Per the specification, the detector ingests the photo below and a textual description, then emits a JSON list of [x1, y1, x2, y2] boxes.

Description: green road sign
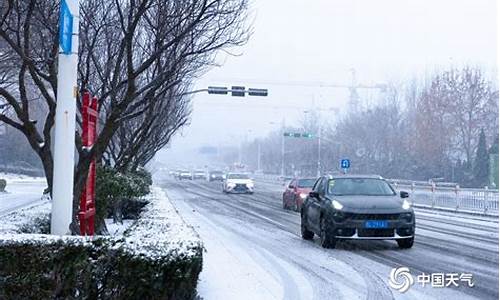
[[283, 132, 315, 138]]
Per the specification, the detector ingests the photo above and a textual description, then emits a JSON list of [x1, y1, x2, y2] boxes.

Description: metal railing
[[252, 174, 499, 216], [392, 182, 498, 216]]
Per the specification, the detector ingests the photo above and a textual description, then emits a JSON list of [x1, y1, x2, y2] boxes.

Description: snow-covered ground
[[161, 178, 498, 300], [0, 200, 50, 233], [105, 219, 134, 236], [0, 173, 47, 216]]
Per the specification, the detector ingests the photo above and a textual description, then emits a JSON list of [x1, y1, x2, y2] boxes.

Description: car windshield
[[297, 179, 315, 188], [327, 178, 395, 196], [227, 173, 249, 179]]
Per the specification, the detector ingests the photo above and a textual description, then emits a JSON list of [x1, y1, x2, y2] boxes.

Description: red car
[[282, 178, 316, 211]]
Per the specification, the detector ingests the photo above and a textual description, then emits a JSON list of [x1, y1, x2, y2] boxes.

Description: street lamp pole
[[238, 141, 242, 165], [317, 123, 321, 177], [257, 141, 261, 171], [281, 132, 285, 176]]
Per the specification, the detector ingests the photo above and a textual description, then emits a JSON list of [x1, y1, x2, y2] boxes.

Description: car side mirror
[[400, 191, 409, 198], [288, 184, 294, 189], [309, 191, 319, 198]]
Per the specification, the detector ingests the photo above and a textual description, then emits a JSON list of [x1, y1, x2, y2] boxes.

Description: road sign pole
[[340, 159, 350, 174], [51, 0, 79, 235]]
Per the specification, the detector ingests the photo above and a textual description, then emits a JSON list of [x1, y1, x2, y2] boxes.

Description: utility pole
[[257, 141, 261, 171], [51, 0, 79, 235], [280, 118, 286, 177]]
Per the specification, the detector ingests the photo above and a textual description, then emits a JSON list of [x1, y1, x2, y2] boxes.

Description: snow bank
[[122, 187, 202, 260]]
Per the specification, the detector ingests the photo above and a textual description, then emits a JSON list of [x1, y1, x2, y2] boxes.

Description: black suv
[[301, 175, 415, 249]]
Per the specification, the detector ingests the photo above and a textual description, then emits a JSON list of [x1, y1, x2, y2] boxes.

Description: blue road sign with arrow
[[59, 0, 73, 54], [341, 159, 350, 170]]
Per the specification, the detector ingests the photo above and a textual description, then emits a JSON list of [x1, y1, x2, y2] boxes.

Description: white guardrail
[[253, 174, 499, 217]]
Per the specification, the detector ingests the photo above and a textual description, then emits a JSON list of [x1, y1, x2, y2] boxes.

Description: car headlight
[[400, 212, 413, 222], [332, 200, 343, 210], [227, 183, 236, 188], [299, 193, 307, 199], [247, 182, 254, 187], [402, 199, 411, 210]]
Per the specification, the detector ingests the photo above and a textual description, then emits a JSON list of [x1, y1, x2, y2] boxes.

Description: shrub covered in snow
[[0, 188, 203, 299], [96, 166, 152, 224]]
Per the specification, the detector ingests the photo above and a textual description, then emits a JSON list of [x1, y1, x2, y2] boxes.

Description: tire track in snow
[[167, 180, 395, 299]]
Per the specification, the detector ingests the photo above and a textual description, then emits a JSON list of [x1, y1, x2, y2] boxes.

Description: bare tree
[[0, 0, 250, 233]]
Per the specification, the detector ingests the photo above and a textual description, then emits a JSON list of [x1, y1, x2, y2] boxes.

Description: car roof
[[327, 174, 384, 180]]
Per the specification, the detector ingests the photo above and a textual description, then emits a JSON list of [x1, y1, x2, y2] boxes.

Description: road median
[[0, 187, 203, 299]]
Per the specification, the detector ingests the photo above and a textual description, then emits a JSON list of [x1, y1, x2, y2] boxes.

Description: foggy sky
[[157, 0, 497, 167]]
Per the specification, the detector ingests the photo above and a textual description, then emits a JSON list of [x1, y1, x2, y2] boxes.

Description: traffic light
[[283, 132, 293, 137], [302, 133, 314, 138], [208, 86, 228, 95], [248, 88, 268, 96], [231, 86, 245, 97], [293, 133, 301, 138]]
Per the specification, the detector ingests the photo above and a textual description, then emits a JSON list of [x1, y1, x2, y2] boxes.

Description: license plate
[[365, 220, 388, 228]]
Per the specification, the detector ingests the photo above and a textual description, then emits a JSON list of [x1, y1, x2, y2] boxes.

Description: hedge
[[0, 188, 203, 300]]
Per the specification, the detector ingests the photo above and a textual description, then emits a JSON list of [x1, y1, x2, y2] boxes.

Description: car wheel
[[283, 199, 288, 209], [301, 213, 314, 240], [397, 237, 414, 249], [320, 217, 337, 249]]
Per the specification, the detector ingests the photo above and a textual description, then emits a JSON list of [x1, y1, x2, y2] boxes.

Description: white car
[[222, 173, 254, 194], [178, 170, 192, 180], [192, 170, 206, 180]]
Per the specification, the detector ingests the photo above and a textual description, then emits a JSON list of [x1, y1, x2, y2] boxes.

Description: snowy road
[[160, 178, 498, 300], [0, 175, 46, 216]]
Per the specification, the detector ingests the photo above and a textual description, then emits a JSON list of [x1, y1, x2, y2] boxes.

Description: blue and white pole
[[51, 0, 79, 235]]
